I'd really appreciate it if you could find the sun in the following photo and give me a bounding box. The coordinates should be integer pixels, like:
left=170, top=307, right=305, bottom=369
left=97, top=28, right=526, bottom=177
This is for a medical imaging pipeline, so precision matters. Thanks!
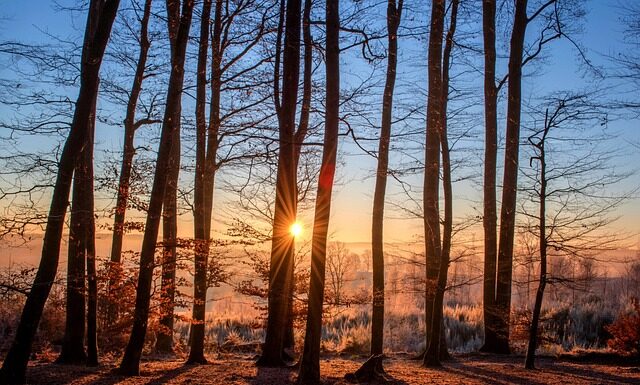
left=290, top=222, right=303, bottom=238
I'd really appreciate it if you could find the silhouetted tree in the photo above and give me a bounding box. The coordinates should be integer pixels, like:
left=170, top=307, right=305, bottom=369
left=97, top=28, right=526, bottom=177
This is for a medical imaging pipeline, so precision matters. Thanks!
left=258, top=0, right=302, bottom=367
left=297, top=0, right=340, bottom=382
left=347, top=0, right=402, bottom=381
left=118, top=0, right=195, bottom=375
left=0, top=1, right=120, bottom=383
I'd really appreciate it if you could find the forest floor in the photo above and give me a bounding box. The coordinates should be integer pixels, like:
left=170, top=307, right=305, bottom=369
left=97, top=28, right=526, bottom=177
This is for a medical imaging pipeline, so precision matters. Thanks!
left=23, top=352, right=640, bottom=385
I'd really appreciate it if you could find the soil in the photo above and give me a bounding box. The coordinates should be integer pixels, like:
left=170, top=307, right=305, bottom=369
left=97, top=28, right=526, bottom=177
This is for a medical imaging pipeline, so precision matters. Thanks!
left=23, top=353, right=640, bottom=385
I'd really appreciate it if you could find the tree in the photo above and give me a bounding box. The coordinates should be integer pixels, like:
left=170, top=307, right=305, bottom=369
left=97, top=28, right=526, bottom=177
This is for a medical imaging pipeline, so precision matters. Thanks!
left=480, top=0, right=500, bottom=353
left=297, top=0, right=339, bottom=382
left=522, top=93, right=629, bottom=369
left=189, top=0, right=274, bottom=363
left=423, top=0, right=459, bottom=367
left=257, top=0, right=302, bottom=367
left=118, top=0, right=195, bottom=375
left=0, top=1, right=121, bottom=383
left=108, top=0, right=156, bottom=282
left=485, top=0, right=574, bottom=353
left=347, top=1, right=402, bottom=380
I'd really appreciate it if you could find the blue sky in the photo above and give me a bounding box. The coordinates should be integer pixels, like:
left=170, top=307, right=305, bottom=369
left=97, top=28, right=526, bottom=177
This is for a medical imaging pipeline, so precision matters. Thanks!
left=0, top=0, right=638, bottom=249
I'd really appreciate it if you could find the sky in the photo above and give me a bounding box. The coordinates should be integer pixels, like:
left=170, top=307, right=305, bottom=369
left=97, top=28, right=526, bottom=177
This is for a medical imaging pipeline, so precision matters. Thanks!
left=0, top=0, right=638, bottom=253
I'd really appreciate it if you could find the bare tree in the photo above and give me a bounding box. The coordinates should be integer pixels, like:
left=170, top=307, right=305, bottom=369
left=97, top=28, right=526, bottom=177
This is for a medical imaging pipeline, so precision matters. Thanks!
left=0, top=1, right=120, bottom=382
left=522, top=93, right=630, bottom=369
left=118, top=0, right=195, bottom=375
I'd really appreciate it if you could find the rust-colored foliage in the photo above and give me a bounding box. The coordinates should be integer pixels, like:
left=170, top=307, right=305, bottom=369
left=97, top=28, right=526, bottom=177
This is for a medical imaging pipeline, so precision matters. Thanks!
left=606, top=298, right=640, bottom=356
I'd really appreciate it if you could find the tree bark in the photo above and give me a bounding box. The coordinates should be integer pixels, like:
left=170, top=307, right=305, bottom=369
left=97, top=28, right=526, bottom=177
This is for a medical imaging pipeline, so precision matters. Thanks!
left=297, top=0, right=339, bottom=382
left=480, top=0, right=501, bottom=354
left=495, top=0, right=528, bottom=355
left=258, top=0, right=301, bottom=368
left=0, top=1, right=120, bottom=383
left=118, top=0, right=194, bottom=376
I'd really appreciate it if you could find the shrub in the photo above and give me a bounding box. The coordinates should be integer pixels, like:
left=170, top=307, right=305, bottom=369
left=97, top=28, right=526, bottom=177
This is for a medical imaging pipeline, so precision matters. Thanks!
left=606, top=298, right=640, bottom=356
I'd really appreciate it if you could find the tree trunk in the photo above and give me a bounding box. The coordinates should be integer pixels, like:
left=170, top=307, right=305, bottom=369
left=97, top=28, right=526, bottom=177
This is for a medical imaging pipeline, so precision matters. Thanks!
left=283, top=0, right=313, bottom=354
left=188, top=0, right=221, bottom=364
left=156, top=122, right=180, bottom=354
left=258, top=0, right=301, bottom=368
left=435, top=0, right=458, bottom=362
left=348, top=2, right=402, bottom=381
left=525, top=113, right=549, bottom=370
left=109, top=0, right=153, bottom=266
left=118, top=0, right=194, bottom=376
left=85, top=88, right=99, bottom=367
left=0, top=2, right=120, bottom=383
left=58, top=163, right=89, bottom=365
left=297, top=0, right=339, bottom=382
left=424, top=0, right=457, bottom=367
left=495, top=0, right=528, bottom=355
left=107, top=0, right=153, bottom=325
left=480, top=0, right=501, bottom=354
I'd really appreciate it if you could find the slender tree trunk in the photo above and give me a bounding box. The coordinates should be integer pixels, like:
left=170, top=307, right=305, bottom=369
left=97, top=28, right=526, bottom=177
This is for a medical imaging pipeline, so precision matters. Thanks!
left=156, top=123, right=180, bottom=354
left=435, top=0, right=458, bottom=362
left=348, top=3, right=402, bottom=381
left=189, top=0, right=212, bottom=364
left=107, top=0, right=153, bottom=325
left=424, top=0, right=457, bottom=367
left=85, top=88, right=99, bottom=367
left=118, top=0, right=194, bottom=376
left=495, top=0, right=528, bottom=355
left=297, top=0, right=339, bottom=382
left=258, top=0, right=301, bottom=368
left=188, top=0, right=221, bottom=364
left=422, top=0, right=444, bottom=368
left=0, top=2, right=120, bottom=383
left=283, top=0, right=313, bottom=354
left=481, top=0, right=500, bottom=354
left=525, top=115, right=549, bottom=370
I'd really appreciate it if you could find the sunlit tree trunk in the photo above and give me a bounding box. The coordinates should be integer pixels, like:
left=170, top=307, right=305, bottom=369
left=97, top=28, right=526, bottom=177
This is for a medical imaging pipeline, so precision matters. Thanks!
left=297, top=0, right=339, bottom=382
left=258, top=0, right=301, bottom=368
left=0, top=1, right=120, bottom=383
left=118, top=0, right=195, bottom=376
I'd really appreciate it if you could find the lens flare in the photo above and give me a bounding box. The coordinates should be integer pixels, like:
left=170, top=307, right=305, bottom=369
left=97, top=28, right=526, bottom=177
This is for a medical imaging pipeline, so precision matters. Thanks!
left=290, top=222, right=303, bottom=238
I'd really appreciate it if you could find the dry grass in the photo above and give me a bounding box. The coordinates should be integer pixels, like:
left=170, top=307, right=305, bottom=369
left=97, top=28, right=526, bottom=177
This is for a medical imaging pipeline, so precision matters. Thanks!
left=23, top=353, right=640, bottom=385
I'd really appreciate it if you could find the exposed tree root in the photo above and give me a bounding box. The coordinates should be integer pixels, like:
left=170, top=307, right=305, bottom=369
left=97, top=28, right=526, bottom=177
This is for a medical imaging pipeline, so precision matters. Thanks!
left=344, top=354, right=390, bottom=383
